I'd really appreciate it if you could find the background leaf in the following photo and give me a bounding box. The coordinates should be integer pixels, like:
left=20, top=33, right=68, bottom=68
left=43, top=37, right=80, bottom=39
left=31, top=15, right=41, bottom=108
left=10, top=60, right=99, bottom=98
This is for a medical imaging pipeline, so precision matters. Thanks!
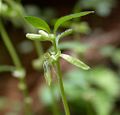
left=54, top=11, right=94, bottom=33
left=60, top=54, right=90, bottom=70
left=25, top=16, right=51, bottom=33
left=59, top=41, right=90, bottom=53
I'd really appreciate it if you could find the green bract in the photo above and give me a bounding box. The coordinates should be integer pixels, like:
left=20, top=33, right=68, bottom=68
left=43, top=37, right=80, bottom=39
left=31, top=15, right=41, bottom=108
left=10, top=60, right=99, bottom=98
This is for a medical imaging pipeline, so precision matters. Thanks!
left=26, top=33, right=52, bottom=41
left=26, top=33, right=42, bottom=40
left=26, top=29, right=56, bottom=42
left=60, top=54, right=90, bottom=70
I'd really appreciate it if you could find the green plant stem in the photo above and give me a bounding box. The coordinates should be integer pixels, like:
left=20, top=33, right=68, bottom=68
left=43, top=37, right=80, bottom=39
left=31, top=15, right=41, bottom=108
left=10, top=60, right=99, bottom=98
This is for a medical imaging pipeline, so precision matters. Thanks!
left=34, top=41, right=43, bottom=58
left=0, top=22, right=21, bottom=68
left=0, top=20, right=31, bottom=115
left=53, top=40, right=70, bottom=115
left=56, top=60, right=70, bottom=115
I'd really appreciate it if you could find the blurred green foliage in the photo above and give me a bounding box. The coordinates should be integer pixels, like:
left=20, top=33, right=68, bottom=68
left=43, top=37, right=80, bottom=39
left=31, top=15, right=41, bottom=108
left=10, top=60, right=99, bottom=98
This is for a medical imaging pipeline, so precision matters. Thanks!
left=74, top=0, right=116, bottom=17
left=40, top=66, right=120, bottom=115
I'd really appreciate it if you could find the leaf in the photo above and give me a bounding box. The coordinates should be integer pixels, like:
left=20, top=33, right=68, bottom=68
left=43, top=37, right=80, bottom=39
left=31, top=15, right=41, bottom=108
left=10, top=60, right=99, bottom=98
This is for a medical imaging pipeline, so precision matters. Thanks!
left=60, top=54, right=90, bottom=70
left=25, top=16, right=51, bottom=33
left=54, top=11, right=94, bottom=33
left=43, top=61, right=52, bottom=86
left=92, top=91, right=113, bottom=115
left=89, top=67, right=120, bottom=96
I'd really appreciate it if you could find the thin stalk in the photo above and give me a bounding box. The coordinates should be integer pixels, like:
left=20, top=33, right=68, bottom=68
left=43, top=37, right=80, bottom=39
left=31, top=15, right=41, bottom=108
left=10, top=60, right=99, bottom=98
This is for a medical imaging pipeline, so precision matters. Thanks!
left=56, top=60, right=70, bottom=115
left=34, top=41, right=43, bottom=58
left=0, top=21, right=21, bottom=68
left=0, top=20, right=31, bottom=115
left=53, top=40, right=70, bottom=115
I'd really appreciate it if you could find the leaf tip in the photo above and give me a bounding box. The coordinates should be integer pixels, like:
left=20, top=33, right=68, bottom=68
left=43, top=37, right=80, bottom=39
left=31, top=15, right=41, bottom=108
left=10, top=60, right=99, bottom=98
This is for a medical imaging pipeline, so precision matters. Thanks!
left=26, top=33, right=32, bottom=39
left=90, top=11, right=95, bottom=14
left=84, top=66, right=90, bottom=70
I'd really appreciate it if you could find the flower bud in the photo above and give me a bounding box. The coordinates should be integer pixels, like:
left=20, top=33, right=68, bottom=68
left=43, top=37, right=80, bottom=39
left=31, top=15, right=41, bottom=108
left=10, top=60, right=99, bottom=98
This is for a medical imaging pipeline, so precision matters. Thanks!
left=38, top=30, right=49, bottom=38
left=26, top=33, right=42, bottom=40
left=12, top=68, right=26, bottom=78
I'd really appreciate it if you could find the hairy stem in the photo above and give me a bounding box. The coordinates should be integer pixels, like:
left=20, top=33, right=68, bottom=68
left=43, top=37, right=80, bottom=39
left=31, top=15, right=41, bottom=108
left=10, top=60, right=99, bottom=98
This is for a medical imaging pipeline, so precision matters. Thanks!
left=0, top=20, right=31, bottom=115
left=56, top=60, right=70, bottom=115
left=53, top=40, right=70, bottom=115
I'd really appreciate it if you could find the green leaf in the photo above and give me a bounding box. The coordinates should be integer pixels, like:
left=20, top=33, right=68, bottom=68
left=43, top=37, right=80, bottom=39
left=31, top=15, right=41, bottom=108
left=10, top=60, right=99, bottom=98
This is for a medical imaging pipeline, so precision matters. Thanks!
left=92, top=91, right=113, bottom=115
left=43, top=61, right=52, bottom=86
left=89, top=67, right=120, bottom=96
left=54, top=11, right=94, bottom=33
left=60, top=54, right=90, bottom=70
left=25, top=16, right=51, bottom=33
